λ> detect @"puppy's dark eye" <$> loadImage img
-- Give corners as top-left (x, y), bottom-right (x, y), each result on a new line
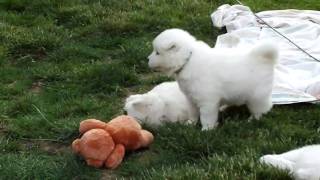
top-left (156, 51), bottom-right (160, 55)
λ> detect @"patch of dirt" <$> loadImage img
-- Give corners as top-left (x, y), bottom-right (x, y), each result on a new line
top-left (18, 138), bottom-right (70, 154)
top-left (0, 126), bottom-right (8, 137)
top-left (0, 124), bottom-right (69, 155)
top-left (13, 47), bottom-right (48, 62)
top-left (37, 141), bottom-right (70, 154)
top-left (0, 116), bottom-right (9, 136)
top-left (0, 128), bottom-right (8, 135)
top-left (100, 170), bottom-right (119, 180)
top-left (7, 81), bottom-right (17, 88)
top-left (30, 81), bottom-right (44, 93)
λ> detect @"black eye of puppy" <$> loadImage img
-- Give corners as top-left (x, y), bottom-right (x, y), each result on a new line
top-left (156, 51), bottom-right (160, 55)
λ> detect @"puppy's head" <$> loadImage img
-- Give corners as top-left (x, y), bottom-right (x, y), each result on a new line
top-left (124, 93), bottom-right (165, 125)
top-left (148, 28), bottom-right (196, 76)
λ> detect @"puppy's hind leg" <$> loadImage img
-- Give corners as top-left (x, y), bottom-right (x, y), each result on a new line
top-left (199, 102), bottom-right (220, 131)
top-left (219, 104), bottom-right (229, 112)
top-left (247, 97), bottom-right (272, 120)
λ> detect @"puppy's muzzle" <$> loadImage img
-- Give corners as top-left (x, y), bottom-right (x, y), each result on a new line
top-left (151, 67), bottom-right (164, 72)
top-left (148, 63), bottom-right (165, 72)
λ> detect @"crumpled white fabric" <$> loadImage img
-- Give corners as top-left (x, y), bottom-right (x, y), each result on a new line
top-left (211, 4), bottom-right (320, 104)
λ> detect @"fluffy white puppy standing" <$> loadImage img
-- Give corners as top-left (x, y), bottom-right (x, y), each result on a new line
top-left (148, 28), bottom-right (278, 130)
top-left (260, 145), bottom-right (320, 180)
top-left (124, 82), bottom-right (199, 127)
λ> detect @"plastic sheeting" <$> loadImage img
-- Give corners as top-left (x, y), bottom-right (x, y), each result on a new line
top-left (211, 4), bottom-right (320, 104)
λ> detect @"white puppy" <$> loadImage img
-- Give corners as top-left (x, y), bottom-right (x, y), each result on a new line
top-left (148, 28), bottom-right (278, 130)
top-left (124, 82), bottom-right (199, 127)
top-left (260, 145), bottom-right (320, 180)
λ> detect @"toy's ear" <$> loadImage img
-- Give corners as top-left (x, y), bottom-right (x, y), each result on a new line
top-left (72, 139), bottom-right (81, 154)
top-left (140, 130), bottom-right (154, 148)
top-left (79, 119), bottom-right (107, 134)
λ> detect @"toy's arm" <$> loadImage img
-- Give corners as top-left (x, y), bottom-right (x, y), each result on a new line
top-left (72, 139), bottom-right (81, 153)
top-left (79, 119), bottom-right (107, 134)
top-left (105, 144), bottom-right (125, 169)
top-left (140, 130), bottom-right (154, 148)
top-left (86, 158), bottom-right (104, 168)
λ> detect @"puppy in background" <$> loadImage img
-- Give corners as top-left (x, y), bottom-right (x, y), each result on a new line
top-left (260, 145), bottom-right (320, 180)
top-left (148, 28), bottom-right (278, 130)
top-left (124, 82), bottom-right (199, 127)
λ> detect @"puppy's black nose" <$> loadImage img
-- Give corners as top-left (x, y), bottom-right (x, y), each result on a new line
top-left (123, 109), bottom-right (128, 115)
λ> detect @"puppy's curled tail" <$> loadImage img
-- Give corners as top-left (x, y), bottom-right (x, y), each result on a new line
top-left (249, 41), bottom-right (279, 65)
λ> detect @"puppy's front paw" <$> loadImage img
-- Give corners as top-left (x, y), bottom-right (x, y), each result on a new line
top-left (248, 114), bottom-right (262, 122)
top-left (201, 123), bottom-right (218, 131)
top-left (260, 155), bottom-right (294, 171)
top-left (219, 105), bottom-right (229, 112)
top-left (185, 119), bottom-right (196, 125)
top-left (260, 155), bottom-right (275, 164)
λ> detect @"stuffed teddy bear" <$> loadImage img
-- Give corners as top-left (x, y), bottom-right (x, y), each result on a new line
top-left (72, 115), bottom-right (154, 169)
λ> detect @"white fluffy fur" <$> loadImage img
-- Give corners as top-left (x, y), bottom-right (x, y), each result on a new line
top-left (124, 82), bottom-right (199, 127)
top-left (260, 145), bottom-right (320, 180)
top-left (148, 28), bottom-right (278, 130)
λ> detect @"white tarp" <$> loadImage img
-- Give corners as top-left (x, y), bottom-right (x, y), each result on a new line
top-left (211, 4), bottom-right (320, 104)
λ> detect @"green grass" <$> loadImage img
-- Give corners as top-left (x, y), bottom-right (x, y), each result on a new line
top-left (1, 0), bottom-right (320, 179)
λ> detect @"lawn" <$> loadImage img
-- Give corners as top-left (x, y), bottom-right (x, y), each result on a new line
top-left (1, 0), bottom-right (320, 179)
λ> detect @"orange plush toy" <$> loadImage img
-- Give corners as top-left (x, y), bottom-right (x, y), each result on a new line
top-left (72, 115), bottom-right (154, 169)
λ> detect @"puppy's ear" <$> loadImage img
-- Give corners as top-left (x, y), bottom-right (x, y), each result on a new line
top-left (126, 94), bottom-right (141, 103)
top-left (132, 101), bottom-right (149, 114)
top-left (165, 42), bottom-right (179, 51)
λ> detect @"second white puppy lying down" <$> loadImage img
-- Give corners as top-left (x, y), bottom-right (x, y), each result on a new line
top-left (148, 28), bottom-right (279, 130)
top-left (260, 145), bottom-right (320, 180)
top-left (124, 82), bottom-right (199, 127)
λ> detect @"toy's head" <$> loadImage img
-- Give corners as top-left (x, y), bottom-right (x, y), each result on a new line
top-left (104, 115), bottom-right (154, 150)
top-left (72, 129), bottom-right (115, 168)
